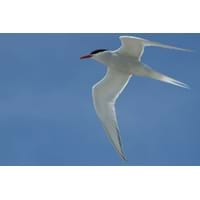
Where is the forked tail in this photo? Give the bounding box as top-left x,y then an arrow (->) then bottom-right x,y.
142,66 -> 189,89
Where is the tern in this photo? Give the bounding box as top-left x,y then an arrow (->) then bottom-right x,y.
80,35 -> 190,160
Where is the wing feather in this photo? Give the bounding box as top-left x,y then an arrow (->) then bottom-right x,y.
92,68 -> 131,160
118,36 -> 192,60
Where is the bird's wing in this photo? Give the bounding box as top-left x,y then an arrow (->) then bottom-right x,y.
118,36 -> 192,60
92,68 -> 132,160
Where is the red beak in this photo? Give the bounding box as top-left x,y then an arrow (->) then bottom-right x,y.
80,54 -> 92,59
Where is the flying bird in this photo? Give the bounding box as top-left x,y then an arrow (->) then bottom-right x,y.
80,36 -> 190,160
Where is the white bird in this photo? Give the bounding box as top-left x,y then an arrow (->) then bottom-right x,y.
80,35 -> 190,160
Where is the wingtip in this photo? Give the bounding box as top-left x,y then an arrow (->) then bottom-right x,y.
181,48 -> 194,53
119,151 -> 128,161
122,156 -> 128,161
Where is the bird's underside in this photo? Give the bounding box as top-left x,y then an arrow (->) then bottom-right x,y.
91,36 -> 190,160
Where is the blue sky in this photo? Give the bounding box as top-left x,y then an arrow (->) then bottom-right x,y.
0,33 -> 199,165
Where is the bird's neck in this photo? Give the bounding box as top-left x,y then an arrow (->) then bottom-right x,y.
93,51 -> 112,65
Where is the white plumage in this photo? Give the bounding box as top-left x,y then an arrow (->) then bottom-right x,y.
80,36 -> 190,160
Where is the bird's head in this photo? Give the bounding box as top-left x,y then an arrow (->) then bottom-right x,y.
80,49 -> 108,61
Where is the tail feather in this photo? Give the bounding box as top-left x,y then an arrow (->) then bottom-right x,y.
143,67 -> 190,89
161,75 -> 190,89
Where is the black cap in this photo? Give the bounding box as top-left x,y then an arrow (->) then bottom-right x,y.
90,49 -> 107,55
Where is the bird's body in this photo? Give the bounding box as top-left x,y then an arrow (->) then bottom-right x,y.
98,51 -> 141,74
80,36 -> 190,160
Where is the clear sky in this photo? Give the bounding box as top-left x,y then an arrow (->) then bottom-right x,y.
0,33 -> 199,166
